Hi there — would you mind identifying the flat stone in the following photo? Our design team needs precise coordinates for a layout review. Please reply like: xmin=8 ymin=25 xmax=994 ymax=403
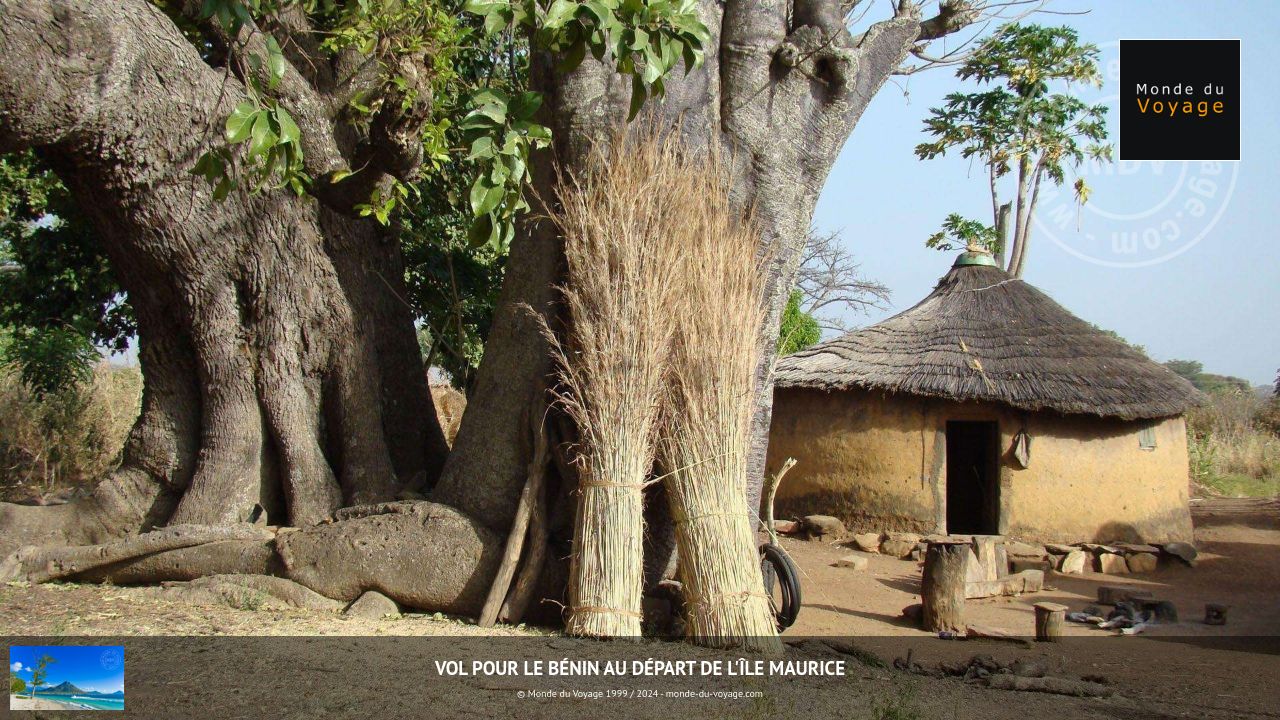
xmin=344 ymin=590 xmax=400 ymax=620
xmin=1097 ymin=554 xmax=1130 ymax=575
xmin=803 ymin=515 xmax=846 ymax=539
xmin=1117 ymin=543 xmax=1160 ymax=555
xmin=1057 ymin=550 xmax=1088 ymax=575
xmin=773 ymin=519 xmax=801 ymax=535
xmin=1160 ymin=542 xmax=1198 ymax=566
xmin=1005 ymin=540 xmax=1048 ymax=558
xmin=851 ymin=532 xmax=882 ymax=553
xmin=1125 ymin=552 xmax=1158 ymax=574
xmin=880 ymin=539 xmax=916 ymax=559
xmin=1044 ymin=543 xmax=1076 ymax=555
xmin=965 ymin=579 xmax=1006 ymax=599
xmin=1081 ymin=543 xmax=1121 ymax=554
xmin=836 ymin=554 xmax=869 ymax=571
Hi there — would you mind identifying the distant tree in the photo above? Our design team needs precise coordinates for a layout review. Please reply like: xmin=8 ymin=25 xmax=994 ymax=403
xmin=1164 ymin=359 xmax=1251 ymax=394
xmin=796 ymin=228 xmax=889 ymax=333
xmin=1274 ymin=368 xmax=1279 ymax=398
xmin=777 ymin=290 xmax=821 ymax=356
xmin=916 ymin=24 xmax=1112 ymax=276
xmin=29 ymin=655 xmax=53 ymax=699
xmin=0 ymin=153 xmax=131 ymax=395
xmin=1164 ymin=359 xmax=1204 ymax=382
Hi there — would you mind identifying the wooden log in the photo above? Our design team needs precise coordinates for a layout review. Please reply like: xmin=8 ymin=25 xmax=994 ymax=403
xmin=921 ymin=541 xmax=969 ymax=633
xmin=1034 ymin=601 xmax=1068 ymax=642
xmin=479 ymin=392 xmax=549 ymax=628
xmin=498 ymin=419 xmax=551 ymax=624
xmin=762 ymin=457 xmax=797 ymax=546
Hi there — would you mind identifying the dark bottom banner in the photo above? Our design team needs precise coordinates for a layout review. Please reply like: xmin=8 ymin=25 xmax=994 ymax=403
xmin=4 ymin=635 xmax=1277 ymax=719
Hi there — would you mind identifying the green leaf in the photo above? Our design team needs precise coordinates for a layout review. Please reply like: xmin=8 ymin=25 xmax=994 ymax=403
xmin=276 ymin=107 xmax=301 ymax=145
xmin=558 ymin=40 xmax=588 ymax=73
xmin=248 ymin=113 xmax=278 ymax=158
xmin=467 ymin=213 xmax=494 ymax=248
xmin=469 ymin=177 xmax=503 ymax=216
xmin=265 ymin=36 xmax=286 ymax=90
xmin=225 ymin=101 xmax=257 ymax=143
xmin=467 ymin=136 xmax=496 ymax=160
xmin=458 ymin=112 xmax=498 ymax=131
xmin=509 ymin=91 xmax=543 ymax=120
xmin=329 ymin=168 xmax=355 ymax=184
xmin=544 ymin=0 xmax=577 ymax=29
xmin=212 ymin=176 xmax=232 ymax=201
xmin=627 ymin=75 xmax=646 ymax=121
xmin=629 ymin=28 xmax=649 ymax=51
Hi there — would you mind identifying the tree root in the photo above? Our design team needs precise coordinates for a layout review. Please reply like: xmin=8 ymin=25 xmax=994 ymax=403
xmin=0 ymin=524 xmax=275 ymax=584
xmin=72 ymin=540 xmax=282 ymax=584
xmin=0 ymin=501 xmax=517 ymax=617
xmin=153 ymin=574 xmax=344 ymax=612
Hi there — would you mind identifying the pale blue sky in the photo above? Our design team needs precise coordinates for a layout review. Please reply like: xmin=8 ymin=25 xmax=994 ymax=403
xmin=818 ymin=0 xmax=1278 ymax=385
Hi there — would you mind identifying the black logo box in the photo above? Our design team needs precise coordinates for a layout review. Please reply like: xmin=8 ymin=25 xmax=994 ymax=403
xmin=1119 ymin=39 xmax=1240 ymax=161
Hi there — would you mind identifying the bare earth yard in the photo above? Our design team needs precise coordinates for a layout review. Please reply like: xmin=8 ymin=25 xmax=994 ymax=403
xmin=1 ymin=497 xmax=1276 ymax=719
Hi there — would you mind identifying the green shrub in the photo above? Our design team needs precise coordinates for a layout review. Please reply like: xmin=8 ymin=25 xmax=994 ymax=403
xmin=1186 ymin=390 xmax=1280 ymax=498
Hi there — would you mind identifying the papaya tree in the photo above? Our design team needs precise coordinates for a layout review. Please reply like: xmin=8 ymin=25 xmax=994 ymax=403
xmin=916 ymin=23 xmax=1112 ymax=276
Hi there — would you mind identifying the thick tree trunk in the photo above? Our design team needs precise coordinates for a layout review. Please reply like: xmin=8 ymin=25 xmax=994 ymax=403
xmin=442 ymin=0 xmax=927 ymax=534
xmin=0 ymin=0 xmax=449 ymax=556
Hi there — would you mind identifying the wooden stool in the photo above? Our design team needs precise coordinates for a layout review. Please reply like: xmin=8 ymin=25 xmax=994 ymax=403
xmin=1033 ymin=602 xmax=1068 ymax=641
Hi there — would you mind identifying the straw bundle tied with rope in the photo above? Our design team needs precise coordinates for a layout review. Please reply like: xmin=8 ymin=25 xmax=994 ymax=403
xmin=548 ymin=133 xmax=685 ymax=638
xmin=547 ymin=130 xmax=780 ymax=650
xmin=655 ymin=149 xmax=782 ymax=654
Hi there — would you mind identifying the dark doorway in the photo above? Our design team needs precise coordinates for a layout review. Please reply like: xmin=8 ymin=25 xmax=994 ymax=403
xmin=945 ymin=421 xmax=1000 ymax=535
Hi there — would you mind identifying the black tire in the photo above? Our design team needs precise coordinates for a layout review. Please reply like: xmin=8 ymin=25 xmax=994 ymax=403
xmin=760 ymin=542 xmax=802 ymax=631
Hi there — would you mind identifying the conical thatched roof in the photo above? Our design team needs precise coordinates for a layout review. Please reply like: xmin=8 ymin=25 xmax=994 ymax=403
xmin=775 ymin=257 xmax=1201 ymax=420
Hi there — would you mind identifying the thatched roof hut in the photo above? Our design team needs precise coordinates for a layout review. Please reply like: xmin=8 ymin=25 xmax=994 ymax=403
xmin=776 ymin=253 xmax=1200 ymax=420
xmin=767 ymin=252 xmax=1199 ymax=545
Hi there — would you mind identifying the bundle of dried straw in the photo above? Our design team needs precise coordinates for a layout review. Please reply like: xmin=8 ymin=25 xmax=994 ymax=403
xmin=549 ymin=129 xmax=779 ymax=650
xmin=655 ymin=151 xmax=782 ymax=653
xmin=550 ymin=134 xmax=684 ymax=638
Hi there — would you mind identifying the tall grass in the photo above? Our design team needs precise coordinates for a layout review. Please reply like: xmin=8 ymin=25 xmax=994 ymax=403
xmin=0 ymin=361 xmax=142 ymax=502
xmin=1186 ymin=390 xmax=1280 ymax=498
xmin=550 ymin=133 xmax=685 ymax=638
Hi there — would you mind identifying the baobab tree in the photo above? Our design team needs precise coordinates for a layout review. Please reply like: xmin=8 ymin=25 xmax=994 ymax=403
xmin=0 ymin=0 xmax=1033 ymax=615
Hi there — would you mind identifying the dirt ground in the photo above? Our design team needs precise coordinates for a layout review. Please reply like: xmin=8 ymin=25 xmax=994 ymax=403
xmin=1 ymin=497 xmax=1276 ymax=719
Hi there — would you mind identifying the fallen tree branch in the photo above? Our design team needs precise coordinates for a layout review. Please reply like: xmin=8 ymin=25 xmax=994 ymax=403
xmin=986 ymin=674 xmax=1115 ymax=698
xmin=499 ymin=410 xmax=553 ymax=624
